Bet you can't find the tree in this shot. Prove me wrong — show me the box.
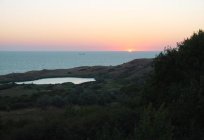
[143,30,204,140]
[135,104,173,140]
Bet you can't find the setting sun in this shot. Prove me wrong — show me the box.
[1,0,204,51]
[128,49,133,52]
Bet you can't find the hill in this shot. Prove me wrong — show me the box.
[0,58,153,84]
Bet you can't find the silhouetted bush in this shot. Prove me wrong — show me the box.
[143,30,204,140]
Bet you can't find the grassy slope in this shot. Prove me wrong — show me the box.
[0,58,152,97]
[0,58,152,122]
[0,58,152,83]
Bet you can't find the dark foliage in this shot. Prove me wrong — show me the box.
[143,30,204,140]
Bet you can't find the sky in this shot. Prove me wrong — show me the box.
[0,0,204,51]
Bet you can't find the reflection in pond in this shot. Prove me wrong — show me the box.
[15,77,95,85]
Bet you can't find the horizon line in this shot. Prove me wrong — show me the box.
[0,50,161,52]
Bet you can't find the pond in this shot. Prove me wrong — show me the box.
[15,77,96,85]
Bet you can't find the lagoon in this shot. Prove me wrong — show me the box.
[15,77,95,85]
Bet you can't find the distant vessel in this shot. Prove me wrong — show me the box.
[78,53,86,55]
[0,51,158,75]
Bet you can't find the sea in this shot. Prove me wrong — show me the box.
[0,51,159,76]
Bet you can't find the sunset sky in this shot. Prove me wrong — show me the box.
[0,0,204,51]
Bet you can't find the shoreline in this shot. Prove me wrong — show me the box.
[0,58,153,84]
[0,51,158,76]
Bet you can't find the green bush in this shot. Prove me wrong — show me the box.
[135,104,173,140]
[143,30,204,140]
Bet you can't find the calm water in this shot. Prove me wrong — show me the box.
[15,77,96,85]
[0,51,159,75]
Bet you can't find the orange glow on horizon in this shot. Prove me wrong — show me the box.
[128,49,133,52]
[0,0,204,51]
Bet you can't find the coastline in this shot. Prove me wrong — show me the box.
[0,58,153,84]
